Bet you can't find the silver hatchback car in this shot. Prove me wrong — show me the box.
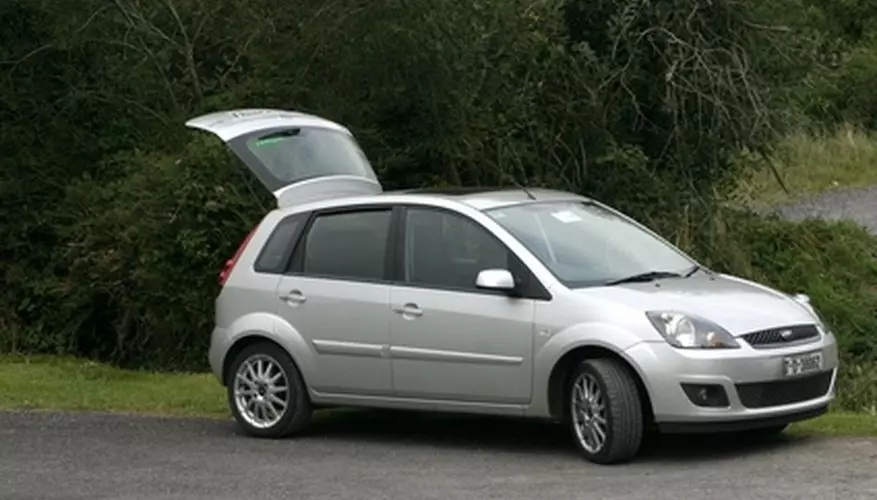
[189,108,838,464]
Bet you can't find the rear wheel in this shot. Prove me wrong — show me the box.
[227,341,312,438]
[566,358,644,464]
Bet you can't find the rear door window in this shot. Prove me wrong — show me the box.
[297,209,393,282]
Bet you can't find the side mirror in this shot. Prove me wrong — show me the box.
[475,269,516,292]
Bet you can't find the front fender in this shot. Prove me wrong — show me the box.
[529,321,648,417]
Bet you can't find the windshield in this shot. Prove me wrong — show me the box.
[486,201,696,288]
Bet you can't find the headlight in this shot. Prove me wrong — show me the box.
[645,311,740,349]
[791,293,831,334]
[807,307,829,333]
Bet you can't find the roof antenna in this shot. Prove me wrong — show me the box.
[512,178,537,200]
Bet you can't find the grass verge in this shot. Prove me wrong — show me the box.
[1,354,875,437]
[732,123,877,205]
[0,354,227,418]
[791,410,877,437]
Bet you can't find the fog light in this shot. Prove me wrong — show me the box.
[681,383,730,408]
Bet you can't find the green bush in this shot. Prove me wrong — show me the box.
[799,37,877,129]
[3,136,271,370]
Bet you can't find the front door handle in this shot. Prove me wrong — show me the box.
[393,303,423,318]
[280,289,307,305]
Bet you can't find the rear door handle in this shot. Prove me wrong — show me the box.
[393,303,423,318]
[280,289,307,305]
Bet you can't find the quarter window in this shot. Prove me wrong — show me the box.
[403,207,510,291]
[254,213,308,274]
[301,209,392,281]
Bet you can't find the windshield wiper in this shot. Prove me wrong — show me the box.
[684,264,702,278]
[604,271,684,286]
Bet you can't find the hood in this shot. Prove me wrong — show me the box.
[574,273,815,335]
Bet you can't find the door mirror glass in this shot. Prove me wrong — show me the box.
[475,269,516,291]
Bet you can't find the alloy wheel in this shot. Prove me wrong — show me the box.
[233,353,290,429]
[570,371,609,454]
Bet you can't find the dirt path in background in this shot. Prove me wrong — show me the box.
[771,185,877,235]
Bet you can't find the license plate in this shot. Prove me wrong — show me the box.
[782,351,824,377]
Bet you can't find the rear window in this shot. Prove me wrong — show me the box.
[230,127,378,193]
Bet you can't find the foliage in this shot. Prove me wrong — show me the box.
[800,36,877,128]
[733,123,877,204]
[772,0,877,129]
[52,137,270,369]
[1,0,876,410]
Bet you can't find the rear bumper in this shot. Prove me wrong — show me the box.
[208,326,230,384]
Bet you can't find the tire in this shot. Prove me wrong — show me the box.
[566,357,644,464]
[226,341,313,438]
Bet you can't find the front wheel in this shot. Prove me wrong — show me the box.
[227,341,313,438]
[566,358,644,464]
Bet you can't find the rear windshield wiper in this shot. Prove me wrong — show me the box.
[604,271,683,286]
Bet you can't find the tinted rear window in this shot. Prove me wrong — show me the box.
[301,209,392,281]
[254,213,308,274]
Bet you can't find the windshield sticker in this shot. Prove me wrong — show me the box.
[551,210,582,223]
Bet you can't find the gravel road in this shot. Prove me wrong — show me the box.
[771,185,877,234]
[1,410,876,500]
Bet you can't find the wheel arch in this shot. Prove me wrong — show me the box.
[222,334,307,388]
[547,345,654,426]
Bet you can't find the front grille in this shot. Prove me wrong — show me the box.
[741,324,820,348]
[736,371,832,409]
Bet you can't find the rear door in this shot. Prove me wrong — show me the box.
[273,204,397,397]
[186,108,382,207]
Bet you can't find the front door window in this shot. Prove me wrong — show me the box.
[403,207,509,291]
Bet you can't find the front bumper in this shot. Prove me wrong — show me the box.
[625,332,838,431]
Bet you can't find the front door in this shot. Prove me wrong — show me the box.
[389,206,537,405]
[275,206,395,397]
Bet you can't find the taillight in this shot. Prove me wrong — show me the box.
[218,225,258,286]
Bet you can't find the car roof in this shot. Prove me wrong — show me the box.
[389,186,589,210]
[272,186,590,216]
